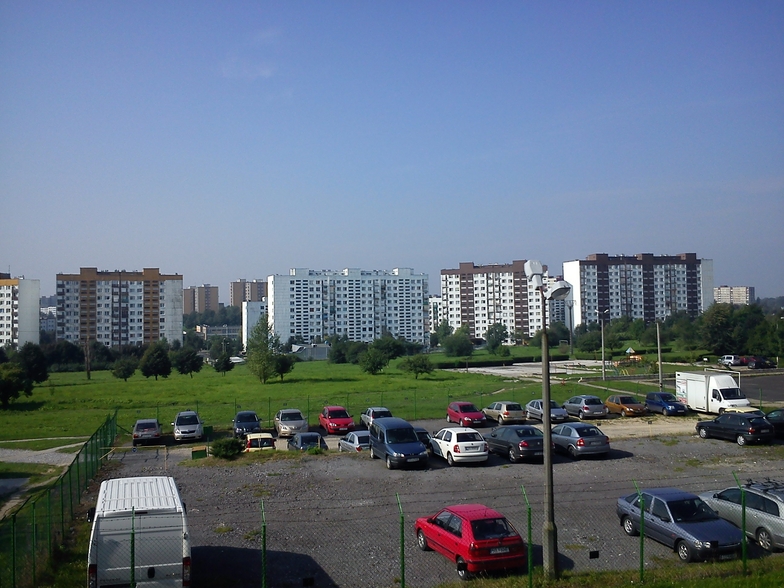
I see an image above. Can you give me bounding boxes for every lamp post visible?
[566,300,574,358]
[524,260,571,580]
[597,309,609,380]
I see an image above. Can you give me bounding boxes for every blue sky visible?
[2,1,782,301]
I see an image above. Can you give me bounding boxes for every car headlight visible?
[693,540,709,549]
[392,452,404,458]
[419,451,428,457]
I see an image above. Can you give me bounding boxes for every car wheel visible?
[369,446,377,459]
[737,435,746,446]
[621,410,628,417]
[749,362,756,369]
[456,557,470,581]
[568,446,579,459]
[698,427,708,439]
[508,448,517,463]
[757,527,774,551]
[338,444,343,452]
[498,416,505,425]
[676,539,693,563]
[386,455,394,470]
[446,414,451,423]
[417,529,431,551]
[578,411,585,420]
[447,452,455,466]
[622,516,638,536]
[662,409,669,417]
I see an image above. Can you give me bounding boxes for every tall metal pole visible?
[600,315,606,381]
[566,301,574,359]
[656,322,663,392]
[540,287,558,578]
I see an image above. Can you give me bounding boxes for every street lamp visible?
[597,309,609,380]
[524,260,571,580]
[565,299,574,358]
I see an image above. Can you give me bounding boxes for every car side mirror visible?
[170,422,175,426]
[87,507,96,523]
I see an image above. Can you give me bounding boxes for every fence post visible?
[397,493,405,588]
[732,472,748,574]
[131,507,136,588]
[12,511,17,588]
[48,489,53,560]
[261,500,267,588]
[521,486,533,588]
[68,466,74,521]
[633,481,644,584]
[32,499,37,586]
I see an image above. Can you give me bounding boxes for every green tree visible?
[111,357,138,382]
[435,320,453,344]
[359,348,389,375]
[214,353,234,376]
[272,354,296,381]
[16,342,49,385]
[398,354,433,379]
[246,314,280,384]
[171,348,203,378]
[484,323,508,355]
[576,331,602,353]
[139,342,172,380]
[0,347,7,363]
[370,335,407,360]
[442,331,474,357]
[0,363,30,409]
[700,303,735,354]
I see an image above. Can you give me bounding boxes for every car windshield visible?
[515,428,543,438]
[329,410,349,419]
[416,431,430,443]
[177,415,199,425]
[375,410,393,418]
[301,434,321,445]
[505,403,523,411]
[471,517,515,540]
[387,428,418,444]
[548,401,560,409]
[460,404,479,413]
[667,498,719,523]
[355,432,370,442]
[749,417,769,426]
[618,397,636,404]
[136,421,157,431]
[237,413,258,423]
[579,427,602,437]
[281,412,303,421]
[456,432,483,442]
[583,398,602,405]
[660,394,677,402]
[720,387,744,400]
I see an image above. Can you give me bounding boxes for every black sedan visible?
[747,356,776,369]
[696,413,774,446]
[287,432,328,452]
[765,409,784,438]
[484,425,545,463]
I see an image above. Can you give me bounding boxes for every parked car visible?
[287,432,328,451]
[430,427,488,466]
[551,422,610,459]
[318,406,355,435]
[617,487,743,562]
[718,355,742,367]
[446,401,487,427]
[414,504,526,580]
[764,409,784,437]
[170,410,203,442]
[746,356,776,369]
[482,401,526,425]
[695,413,775,446]
[368,418,429,469]
[525,399,568,423]
[273,408,308,437]
[338,430,371,453]
[605,395,647,417]
[562,395,608,420]
[485,425,545,463]
[360,406,393,429]
[414,427,432,447]
[232,411,262,439]
[645,392,688,416]
[245,432,276,451]
[132,419,162,447]
[700,479,784,552]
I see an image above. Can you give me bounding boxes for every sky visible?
[1,1,783,302]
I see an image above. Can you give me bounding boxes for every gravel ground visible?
[98,416,784,588]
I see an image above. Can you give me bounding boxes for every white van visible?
[87,476,191,587]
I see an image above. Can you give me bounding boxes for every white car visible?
[525,399,568,423]
[430,427,488,466]
[360,406,393,429]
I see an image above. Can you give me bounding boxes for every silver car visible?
[482,401,526,425]
[562,395,608,419]
[525,399,568,422]
[700,480,784,552]
[551,422,610,458]
[360,407,393,429]
[171,411,203,442]
[338,430,371,453]
[274,409,309,437]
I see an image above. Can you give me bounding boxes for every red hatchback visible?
[415,504,526,580]
[318,405,355,435]
[447,401,487,428]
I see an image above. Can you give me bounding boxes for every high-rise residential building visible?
[440,261,557,342]
[0,274,40,347]
[241,299,268,349]
[428,295,444,333]
[56,268,183,346]
[183,285,219,314]
[563,253,714,327]
[230,279,267,307]
[714,285,755,306]
[267,268,428,346]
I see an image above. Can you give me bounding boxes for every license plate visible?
[761,429,770,433]
[407,457,419,462]
[338,427,347,431]
[534,452,543,456]
[719,553,734,561]
[465,446,479,452]
[490,547,510,554]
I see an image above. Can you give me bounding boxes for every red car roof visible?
[444,504,503,520]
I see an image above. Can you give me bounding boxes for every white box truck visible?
[87,476,191,588]
[675,370,750,414]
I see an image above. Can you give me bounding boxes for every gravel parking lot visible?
[102,415,784,588]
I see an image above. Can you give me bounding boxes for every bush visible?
[210,437,244,459]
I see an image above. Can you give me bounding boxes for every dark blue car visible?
[617,488,743,562]
[645,392,687,416]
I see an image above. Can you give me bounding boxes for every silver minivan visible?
[700,480,784,552]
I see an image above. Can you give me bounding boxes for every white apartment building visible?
[428,295,444,332]
[267,268,429,346]
[241,299,268,350]
[563,253,714,327]
[440,261,557,342]
[0,275,40,347]
[57,268,183,346]
[714,285,755,306]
